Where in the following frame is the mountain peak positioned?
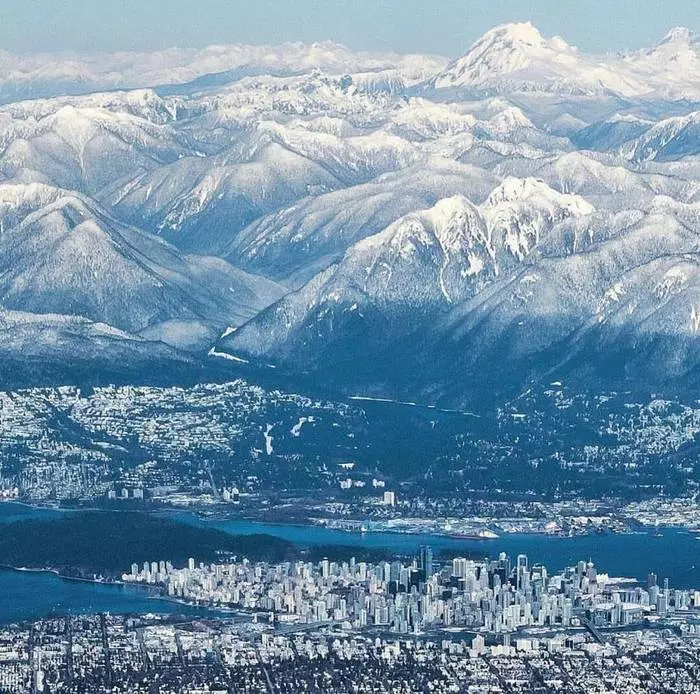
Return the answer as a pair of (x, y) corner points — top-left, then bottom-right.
(432, 22), (579, 91)
(659, 27), (694, 46)
(482, 21), (546, 46)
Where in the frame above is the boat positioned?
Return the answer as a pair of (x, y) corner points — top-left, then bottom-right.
(445, 529), (499, 540)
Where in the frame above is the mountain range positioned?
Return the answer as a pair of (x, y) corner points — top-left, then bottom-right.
(1, 22), (699, 405)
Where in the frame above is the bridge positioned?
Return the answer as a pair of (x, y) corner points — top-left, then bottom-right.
(580, 616), (605, 644)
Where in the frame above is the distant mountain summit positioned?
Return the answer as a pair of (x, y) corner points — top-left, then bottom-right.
(434, 23), (574, 88)
(432, 22), (700, 99)
(432, 22), (630, 95)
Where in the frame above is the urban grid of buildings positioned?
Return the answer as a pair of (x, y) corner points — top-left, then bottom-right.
(123, 550), (700, 635)
(0, 611), (699, 693)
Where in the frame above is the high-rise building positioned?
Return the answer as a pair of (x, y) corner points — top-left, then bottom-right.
(516, 554), (528, 592)
(419, 545), (434, 579)
(452, 557), (468, 580)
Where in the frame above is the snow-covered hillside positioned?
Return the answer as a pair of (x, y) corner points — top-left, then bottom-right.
(218, 179), (595, 371)
(0, 182), (283, 350)
(0, 23), (699, 401)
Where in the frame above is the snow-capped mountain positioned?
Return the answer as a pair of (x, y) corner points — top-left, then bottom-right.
(102, 135), (344, 255)
(398, 208), (700, 404)
(571, 114), (654, 152)
(0, 182), (283, 349)
(431, 22), (700, 99)
(0, 101), (190, 194)
(628, 111), (700, 162)
(0, 23), (699, 402)
(220, 193), (700, 405)
(217, 179), (594, 373)
(623, 27), (700, 100)
(102, 119), (429, 254)
(431, 23), (646, 96)
(226, 159), (498, 285)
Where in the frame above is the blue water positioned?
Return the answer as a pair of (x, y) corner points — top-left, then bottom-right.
(0, 504), (219, 624)
(0, 502), (698, 624)
(179, 516), (700, 589)
(0, 569), (217, 624)
(0, 502), (66, 524)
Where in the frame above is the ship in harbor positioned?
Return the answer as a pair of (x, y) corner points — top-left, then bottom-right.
(443, 522), (499, 541)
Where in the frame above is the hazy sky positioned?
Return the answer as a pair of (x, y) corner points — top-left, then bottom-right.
(1, 0), (698, 56)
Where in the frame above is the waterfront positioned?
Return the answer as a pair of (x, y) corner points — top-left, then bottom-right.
(181, 516), (700, 589)
(0, 502), (698, 625)
(0, 502), (65, 524)
(0, 568), (219, 624)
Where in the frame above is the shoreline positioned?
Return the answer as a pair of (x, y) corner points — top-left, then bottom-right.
(4, 499), (697, 542)
(191, 513), (649, 542)
(0, 564), (252, 619)
(0, 563), (133, 588)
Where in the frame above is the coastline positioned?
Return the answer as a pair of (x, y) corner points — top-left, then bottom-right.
(2, 507), (700, 623)
(0, 565), (252, 620)
(2, 498), (689, 543)
(4, 498), (698, 539)
(0, 563), (131, 588)
(192, 512), (644, 542)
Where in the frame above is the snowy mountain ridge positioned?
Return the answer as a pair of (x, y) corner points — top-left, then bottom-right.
(0, 22), (699, 401)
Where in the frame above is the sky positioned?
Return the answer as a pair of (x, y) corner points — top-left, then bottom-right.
(0, 0), (698, 56)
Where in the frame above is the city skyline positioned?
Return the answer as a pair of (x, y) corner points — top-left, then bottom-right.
(123, 548), (698, 634)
